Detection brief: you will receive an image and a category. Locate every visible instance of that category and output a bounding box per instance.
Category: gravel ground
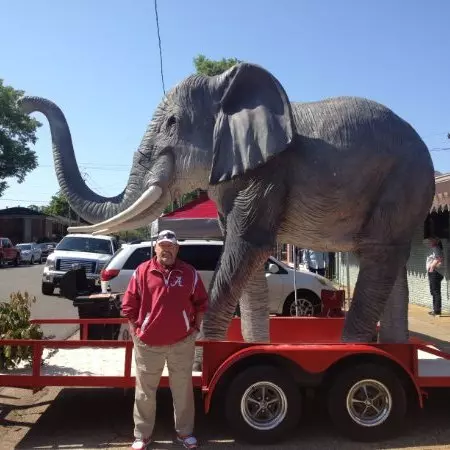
[1,385,450,450]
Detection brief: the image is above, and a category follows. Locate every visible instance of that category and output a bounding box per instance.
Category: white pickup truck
[41,233,120,295]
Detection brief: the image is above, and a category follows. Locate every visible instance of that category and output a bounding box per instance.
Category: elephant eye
[166,116,177,129]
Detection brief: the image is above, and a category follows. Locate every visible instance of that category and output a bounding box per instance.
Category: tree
[41,191,77,220]
[27,204,40,212]
[193,55,242,76]
[0,79,41,197]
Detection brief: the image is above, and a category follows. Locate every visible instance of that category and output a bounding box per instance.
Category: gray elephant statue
[20,62,435,368]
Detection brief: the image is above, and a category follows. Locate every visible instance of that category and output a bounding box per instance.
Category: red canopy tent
[150,194,223,239]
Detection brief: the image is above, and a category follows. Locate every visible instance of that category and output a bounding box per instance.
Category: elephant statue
[20,62,435,368]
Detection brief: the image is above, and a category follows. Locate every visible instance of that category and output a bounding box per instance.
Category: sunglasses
[157,232,176,241]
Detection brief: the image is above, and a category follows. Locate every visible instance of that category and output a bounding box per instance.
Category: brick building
[0,207,83,244]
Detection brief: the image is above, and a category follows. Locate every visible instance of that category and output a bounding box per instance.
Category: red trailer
[1,316,450,444]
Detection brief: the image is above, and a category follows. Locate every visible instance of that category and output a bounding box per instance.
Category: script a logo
[170,276,183,287]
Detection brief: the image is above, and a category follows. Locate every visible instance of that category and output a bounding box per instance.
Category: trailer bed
[1,317,449,389]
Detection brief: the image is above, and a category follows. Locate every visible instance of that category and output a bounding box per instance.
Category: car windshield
[17,244,31,250]
[56,237,113,255]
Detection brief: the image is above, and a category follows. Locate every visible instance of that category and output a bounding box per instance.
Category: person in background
[122,230,208,450]
[426,237,444,316]
[302,249,329,277]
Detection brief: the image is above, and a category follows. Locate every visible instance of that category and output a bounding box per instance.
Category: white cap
[156,230,178,245]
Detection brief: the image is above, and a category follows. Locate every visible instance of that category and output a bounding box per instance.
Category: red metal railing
[0,318,204,389]
[30,317,128,340]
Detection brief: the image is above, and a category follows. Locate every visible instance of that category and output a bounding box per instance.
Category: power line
[154,0,166,95]
[0,198,48,203]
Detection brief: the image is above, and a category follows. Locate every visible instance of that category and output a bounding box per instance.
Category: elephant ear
[210,63,294,185]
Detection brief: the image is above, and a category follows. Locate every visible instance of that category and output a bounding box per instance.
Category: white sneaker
[130,437,151,449]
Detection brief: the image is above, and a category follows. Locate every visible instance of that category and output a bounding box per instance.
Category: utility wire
[154,0,166,95]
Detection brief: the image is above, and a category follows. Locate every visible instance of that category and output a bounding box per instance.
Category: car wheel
[282,289,321,317]
[225,365,302,444]
[327,363,407,442]
[14,255,20,267]
[41,282,54,296]
[0,257,4,268]
[39,256,43,264]
[30,256,34,265]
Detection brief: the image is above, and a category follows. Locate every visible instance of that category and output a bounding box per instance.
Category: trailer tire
[225,365,301,444]
[327,363,407,442]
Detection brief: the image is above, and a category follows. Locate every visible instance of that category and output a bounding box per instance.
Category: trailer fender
[321,350,424,409]
[203,345,317,413]
[203,345,424,413]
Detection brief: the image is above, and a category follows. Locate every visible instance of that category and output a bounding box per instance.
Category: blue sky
[1,0,449,209]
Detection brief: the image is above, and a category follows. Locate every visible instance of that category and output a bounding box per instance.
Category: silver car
[16,243,43,264]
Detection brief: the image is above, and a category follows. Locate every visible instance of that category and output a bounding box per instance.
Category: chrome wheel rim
[290,298,315,316]
[346,379,392,427]
[240,381,288,430]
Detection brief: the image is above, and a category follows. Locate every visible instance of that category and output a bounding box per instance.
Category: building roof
[431,174,450,213]
[0,207,49,217]
[0,206,89,225]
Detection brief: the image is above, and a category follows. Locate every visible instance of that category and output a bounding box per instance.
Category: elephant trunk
[19,96,148,224]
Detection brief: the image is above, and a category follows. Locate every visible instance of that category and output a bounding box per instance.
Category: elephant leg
[342,244,410,342]
[193,241,271,370]
[239,264,270,342]
[378,265,409,343]
[201,238,272,341]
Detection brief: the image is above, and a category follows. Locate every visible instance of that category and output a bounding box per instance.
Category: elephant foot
[341,331,378,343]
[193,344,204,371]
[378,328,409,344]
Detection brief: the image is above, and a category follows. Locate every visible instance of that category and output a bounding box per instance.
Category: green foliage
[0,79,41,197]
[115,226,150,242]
[41,191,77,219]
[163,189,204,214]
[193,54,242,76]
[0,291,43,370]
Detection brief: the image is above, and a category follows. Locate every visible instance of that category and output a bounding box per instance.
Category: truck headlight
[45,258,55,270]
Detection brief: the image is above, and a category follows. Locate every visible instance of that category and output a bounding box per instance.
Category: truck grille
[56,258,97,274]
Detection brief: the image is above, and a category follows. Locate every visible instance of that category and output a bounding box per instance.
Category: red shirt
[121,256,208,346]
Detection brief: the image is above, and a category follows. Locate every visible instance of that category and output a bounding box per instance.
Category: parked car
[0,237,20,267]
[37,242,58,260]
[100,239,338,316]
[16,243,43,264]
[42,233,120,295]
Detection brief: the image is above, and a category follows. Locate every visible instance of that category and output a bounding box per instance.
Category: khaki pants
[132,332,196,439]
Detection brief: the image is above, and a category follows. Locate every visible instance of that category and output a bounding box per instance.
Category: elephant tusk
[91,214,158,235]
[91,229,110,235]
[67,185,162,234]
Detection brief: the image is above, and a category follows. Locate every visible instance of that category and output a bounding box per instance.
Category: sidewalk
[408,303,450,351]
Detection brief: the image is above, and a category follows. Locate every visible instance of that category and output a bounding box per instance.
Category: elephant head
[20,63,294,233]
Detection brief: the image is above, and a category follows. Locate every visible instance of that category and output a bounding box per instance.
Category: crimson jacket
[121,256,209,346]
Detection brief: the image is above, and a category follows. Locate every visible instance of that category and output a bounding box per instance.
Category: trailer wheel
[327,363,407,442]
[225,365,301,444]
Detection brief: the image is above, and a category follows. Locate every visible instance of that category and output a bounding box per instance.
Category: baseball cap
[156,230,178,245]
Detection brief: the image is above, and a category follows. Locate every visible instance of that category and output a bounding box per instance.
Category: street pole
[293,245,300,316]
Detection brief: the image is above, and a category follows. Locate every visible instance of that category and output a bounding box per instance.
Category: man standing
[122,230,208,449]
[302,249,329,277]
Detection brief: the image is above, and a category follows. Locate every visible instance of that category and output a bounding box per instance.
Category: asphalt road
[0,263,78,340]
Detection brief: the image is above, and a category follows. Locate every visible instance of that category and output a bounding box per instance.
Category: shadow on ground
[410,330,450,353]
[6,387,450,450]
